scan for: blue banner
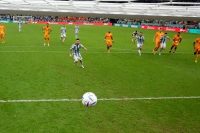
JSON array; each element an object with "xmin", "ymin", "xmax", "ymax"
[
  {"xmin": 0, "ymin": 20, "xmax": 10, "ymax": 23},
  {"xmin": 114, "ymin": 23, "xmax": 140, "ymax": 28},
  {"xmin": 188, "ymin": 29, "xmax": 200, "ymax": 34}
]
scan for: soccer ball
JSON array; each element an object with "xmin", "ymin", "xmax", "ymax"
[{"xmin": 82, "ymin": 92, "xmax": 97, "ymax": 107}]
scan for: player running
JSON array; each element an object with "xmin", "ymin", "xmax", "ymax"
[
  {"xmin": 42, "ymin": 23, "xmax": 52, "ymax": 46},
  {"xmin": 169, "ymin": 32, "xmax": 182, "ymax": 53},
  {"xmin": 18, "ymin": 19, "xmax": 23, "ymax": 32},
  {"xmin": 135, "ymin": 32, "xmax": 144, "ymax": 56},
  {"xmin": 0, "ymin": 23, "xmax": 6, "ymax": 43},
  {"xmin": 153, "ymin": 29, "xmax": 164, "ymax": 55},
  {"xmin": 105, "ymin": 31, "xmax": 113, "ymax": 53},
  {"xmin": 158, "ymin": 32, "xmax": 170, "ymax": 55},
  {"xmin": 70, "ymin": 38, "xmax": 87, "ymax": 68},
  {"xmin": 193, "ymin": 37, "xmax": 200, "ymax": 63},
  {"xmin": 75, "ymin": 25, "xmax": 79, "ymax": 39},
  {"xmin": 60, "ymin": 25, "xmax": 66, "ymax": 43},
  {"xmin": 131, "ymin": 30, "xmax": 138, "ymax": 42}
]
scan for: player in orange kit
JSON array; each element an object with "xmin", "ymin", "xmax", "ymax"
[
  {"xmin": 0, "ymin": 23, "xmax": 6, "ymax": 44},
  {"xmin": 104, "ymin": 31, "xmax": 113, "ymax": 53},
  {"xmin": 42, "ymin": 23, "xmax": 52, "ymax": 46},
  {"xmin": 153, "ymin": 29, "xmax": 164, "ymax": 55},
  {"xmin": 193, "ymin": 37, "xmax": 200, "ymax": 63},
  {"xmin": 169, "ymin": 32, "xmax": 182, "ymax": 53}
]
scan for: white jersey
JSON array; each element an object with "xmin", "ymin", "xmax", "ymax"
[
  {"xmin": 136, "ymin": 35, "xmax": 144, "ymax": 48},
  {"xmin": 160, "ymin": 35, "xmax": 169, "ymax": 48},
  {"xmin": 75, "ymin": 26, "xmax": 79, "ymax": 34},
  {"xmin": 18, "ymin": 21, "xmax": 22, "ymax": 27},
  {"xmin": 70, "ymin": 43, "xmax": 84, "ymax": 61},
  {"xmin": 60, "ymin": 26, "xmax": 66, "ymax": 37},
  {"xmin": 18, "ymin": 20, "xmax": 22, "ymax": 32}
]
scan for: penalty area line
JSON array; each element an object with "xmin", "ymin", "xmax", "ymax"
[{"xmin": 0, "ymin": 96, "xmax": 200, "ymax": 103}]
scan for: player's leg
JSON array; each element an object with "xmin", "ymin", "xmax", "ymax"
[
  {"xmin": 159, "ymin": 48, "xmax": 162, "ymax": 55},
  {"xmin": 169, "ymin": 45, "xmax": 174, "ymax": 53},
  {"xmin": 153, "ymin": 41, "xmax": 160, "ymax": 55},
  {"xmin": 1, "ymin": 33, "xmax": 5, "ymax": 43},
  {"xmin": 47, "ymin": 36, "xmax": 50, "ymax": 46},
  {"xmin": 44, "ymin": 35, "xmax": 46, "ymax": 46},
  {"xmin": 138, "ymin": 47, "xmax": 142, "ymax": 56},
  {"xmin": 107, "ymin": 45, "xmax": 112, "ymax": 53},
  {"xmin": 73, "ymin": 55, "xmax": 79, "ymax": 66},
  {"xmin": 159, "ymin": 43, "xmax": 165, "ymax": 55},
  {"xmin": 107, "ymin": 45, "xmax": 110, "ymax": 53},
  {"xmin": 173, "ymin": 46, "xmax": 178, "ymax": 53},
  {"xmin": 78, "ymin": 54, "xmax": 84, "ymax": 68},
  {"xmin": 137, "ymin": 43, "xmax": 141, "ymax": 56},
  {"xmin": 19, "ymin": 25, "xmax": 21, "ymax": 32},
  {"xmin": 195, "ymin": 50, "xmax": 200, "ymax": 63},
  {"xmin": 62, "ymin": 35, "xmax": 66, "ymax": 43},
  {"xmin": 79, "ymin": 60, "xmax": 84, "ymax": 68},
  {"xmin": 0, "ymin": 33, "xmax": 2, "ymax": 43}
]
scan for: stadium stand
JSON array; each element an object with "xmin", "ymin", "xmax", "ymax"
[{"xmin": 0, "ymin": 0, "xmax": 199, "ymax": 19}]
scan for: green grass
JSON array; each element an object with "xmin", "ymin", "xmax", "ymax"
[{"xmin": 0, "ymin": 23, "xmax": 200, "ymax": 132}]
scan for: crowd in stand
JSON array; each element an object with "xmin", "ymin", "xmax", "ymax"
[
  {"xmin": 0, "ymin": 14, "xmax": 110, "ymax": 23},
  {"xmin": 32, "ymin": 16, "xmax": 110, "ymax": 23},
  {"xmin": 0, "ymin": 14, "xmax": 199, "ymax": 29},
  {"xmin": 116, "ymin": 18, "xmax": 200, "ymax": 29}
]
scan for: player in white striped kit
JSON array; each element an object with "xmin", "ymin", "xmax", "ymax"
[
  {"xmin": 70, "ymin": 38, "xmax": 87, "ymax": 68},
  {"xmin": 60, "ymin": 25, "xmax": 66, "ymax": 43},
  {"xmin": 135, "ymin": 32, "xmax": 144, "ymax": 56},
  {"xmin": 18, "ymin": 19, "xmax": 22, "ymax": 32},
  {"xmin": 75, "ymin": 25, "xmax": 79, "ymax": 39},
  {"xmin": 159, "ymin": 33, "xmax": 170, "ymax": 55}
]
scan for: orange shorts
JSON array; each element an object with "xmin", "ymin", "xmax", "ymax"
[
  {"xmin": 106, "ymin": 40, "xmax": 112, "ymax": 46},
  {"xmin": 172, "ymin": 41, "xmax": 179, "ymax": 46},
  {"xmin": 44, "ymin": 34, "xmax": 50, "ymax": 40},
  {"xmin": 0, "ymin": 32, "xmax": 5, "ymax": 38}
]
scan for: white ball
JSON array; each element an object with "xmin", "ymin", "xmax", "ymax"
[{"xmin": 82, "ymin": 92, "xmax": 97, "ymax": 107}]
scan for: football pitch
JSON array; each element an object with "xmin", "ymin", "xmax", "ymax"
[{"xmin": 0, "ymin": 23, "xmax": 200, "ymax": 132}]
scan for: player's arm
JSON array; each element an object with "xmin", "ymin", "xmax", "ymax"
[
  {"xmin": 104, "ymin": 34, "xmax": 107, "ymax": 40},
  {"xmin": 81, "ymin": 44, "xmax": 87, "ymax": 51},
  {"xmin": 179, "ymin": 37, "xmax": 182, "ymax": 43},
  {"xmin": 69, "ymin": 46, "xmax": 73, "ymax": 57},
  {"xmin": 167, "ymin": 36, "xmax": 171, "ymax": 42},
  {"xmin": 193, "ymin": 41, "xmax": 196, "ymax": 49}
]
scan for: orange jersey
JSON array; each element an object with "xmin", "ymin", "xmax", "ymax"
[
  {"xmin": 105, "ymin": 32, "xmax": 113, "ymax": 46},
  {"xmin": 155, "ymin": 31, "xmax": 163, "ymax": 42},
  {"xmin": 0, "ymin": 25, "xmax": 5, "ymax": 33},
  {"xmin": 154, "ymin": 31, "xmax": 164, "ymax": 48},
  {"xmin": 105, "ymin": 33, "xmax": 113, "ymax": 40},
  {"xmin": 194, "ymin": 38, "xmax": 200, "ymax": 51},
  {"xmin": 173, "ymin": 34, "xmax": 182, "ymax": 46},
  {"xmin": 43, "ymin": 26, "xmax": 51, "ymax": 36},
  {"xmin": 0, "ymin": 25, "xmax": 5, "ymax": 39},
  {"xmin": 43, "ymin": 26, "xmax": 51, "ymax": 40}
]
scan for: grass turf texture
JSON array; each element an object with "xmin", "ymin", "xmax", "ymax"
[{"xmin": 0, "ymin": 23, "xmax": 200, "ymax": 132}]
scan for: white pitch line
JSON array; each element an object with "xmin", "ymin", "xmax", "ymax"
[
  {"xmin": 98, "ymin": 96, "xmax": 200, "ymax": 101},
  {"xmin": 0, "ymin": 96, "xmax": 200, "ymax": 103}
]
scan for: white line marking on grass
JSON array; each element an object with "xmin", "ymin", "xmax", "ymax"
[{"xmin": 0, "ymin": 96, "xmax": 200, "ymax": 103}]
